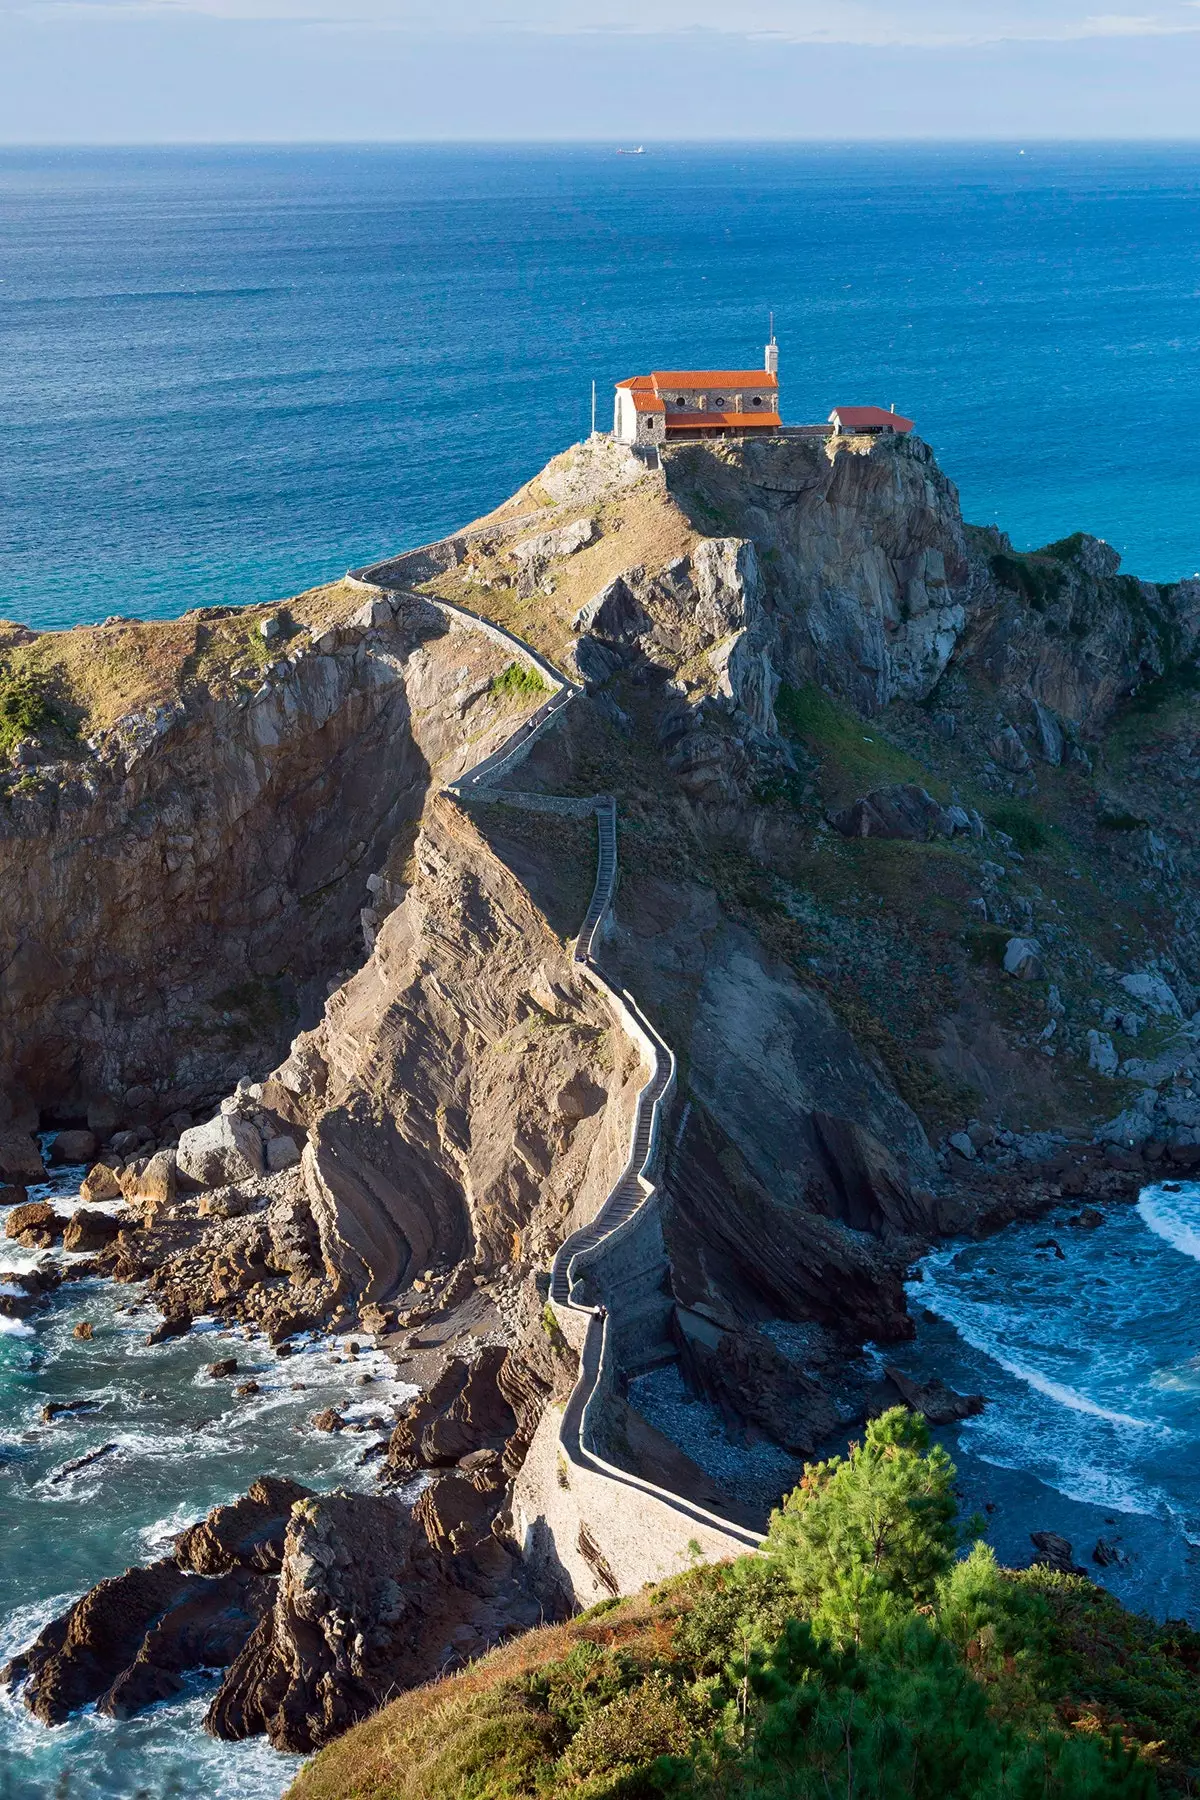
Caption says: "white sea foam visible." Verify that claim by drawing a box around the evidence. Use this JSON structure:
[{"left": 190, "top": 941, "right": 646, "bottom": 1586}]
[
  {"left": 0, "top": 1316, "right": 34, "bottom": 1338},
  {"left": 1137, "top": 1186, "right": 1200, "bottom": 1265}
]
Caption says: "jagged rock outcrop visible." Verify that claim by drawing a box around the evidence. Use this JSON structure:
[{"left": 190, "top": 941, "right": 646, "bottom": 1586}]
[{"left": 1, "top": 1476, "right": 303, "bottom": 1730}]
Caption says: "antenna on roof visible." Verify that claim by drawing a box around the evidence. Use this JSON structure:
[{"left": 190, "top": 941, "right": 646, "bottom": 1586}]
[{"left": 765, "top": 312, "right": 779, "bottom": 378}]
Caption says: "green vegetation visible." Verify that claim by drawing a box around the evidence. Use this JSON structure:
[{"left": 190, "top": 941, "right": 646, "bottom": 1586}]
[
  {"left": 490, "top": 661, "right": 549, "bottom": 702},
  {"left": 989, "top": 549, "right": 1068, "bottom": 612},
  {"left": 987, "top": 802, "right": 1050, "bottom": 854},
  {"left": 776, "top": 682, "right": 933, "bottom": 805},
  {"left": 0, "top": 663, "right": 65, "bottom": 757},
  {"left": 288, "top": 1410, "right": 1200, "bottom": 1800}
]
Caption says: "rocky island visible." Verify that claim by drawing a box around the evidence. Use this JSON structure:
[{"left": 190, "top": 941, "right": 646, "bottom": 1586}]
[{"left": 3, "top": 425, "right": 1200, "bottom": 1786}]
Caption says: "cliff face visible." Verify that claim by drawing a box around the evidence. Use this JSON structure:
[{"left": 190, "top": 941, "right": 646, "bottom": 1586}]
[
  {"left": 277, "top": 796, "right": 640, "bottom": 1304},
  {"left": 0, "top": 592, "right": 535, "bottom": 1130}
]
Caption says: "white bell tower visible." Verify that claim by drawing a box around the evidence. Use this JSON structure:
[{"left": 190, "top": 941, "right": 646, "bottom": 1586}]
[{"left": 765, "top": 312, "right": 779, "bottom": 377}]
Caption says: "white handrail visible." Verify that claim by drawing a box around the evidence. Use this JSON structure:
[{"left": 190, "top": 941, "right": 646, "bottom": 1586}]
[{"left": 351, "top": 560, "right": 762, "bottom": 1554}]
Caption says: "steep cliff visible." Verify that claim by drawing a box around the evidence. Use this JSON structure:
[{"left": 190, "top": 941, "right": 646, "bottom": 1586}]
[
  {"left": 0, "top": 589, "right": 543, "bottom": 1129},
  {"left": 7, "top": 425, "right": 1200, "bottom": 1723}
]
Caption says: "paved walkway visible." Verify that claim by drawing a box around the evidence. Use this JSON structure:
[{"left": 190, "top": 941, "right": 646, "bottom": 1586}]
[{"left": 344, "top": 564, "right": 761, "bottom": 1557}]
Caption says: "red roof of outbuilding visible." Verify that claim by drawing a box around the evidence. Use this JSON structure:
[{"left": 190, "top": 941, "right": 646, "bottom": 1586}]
[
  {"left": 830, "top": 405, "right": 914, "bottom": 434},
  {"left": 630, "top": 390, "right": 666, "bottom": 413}
]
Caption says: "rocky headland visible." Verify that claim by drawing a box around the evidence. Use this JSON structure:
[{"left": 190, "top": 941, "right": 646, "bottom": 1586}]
[{"left": 4, "top": 425, "right": 1200, "bottom": 1760}]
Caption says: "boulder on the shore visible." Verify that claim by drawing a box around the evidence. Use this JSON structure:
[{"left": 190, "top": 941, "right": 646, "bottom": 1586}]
[
  {"left": 1030, "top": 1530, "right": 1088, "bottom": 1577},
  {"left": 0, "top": 1183, "right": 28, "bottom": 1208},
  {"left": 176, "top": 1115, "right": 264, "bottom": 1190},
  {"left": 49, "top": 1130, "right": 97, "bottom": 1166},
  {"left": 81, "top": 1163, "right": 123, "bottom": 1202},
  {"left": 62, "top": 1208, "right": 122, "bottom": 1253},
  {"left": 119, "top": 1150, "right": 177, "bottom": 1212},
  {"left": 0, "top": 1132, "right": 46, "bottom": 1185},
  {"left": 5, "top": 1201, "right": 65, "bottom": 1248}
]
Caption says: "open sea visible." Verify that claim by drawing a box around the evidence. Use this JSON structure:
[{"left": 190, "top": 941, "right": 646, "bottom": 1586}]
[
  {"left": 4, "top": 143, "right": 1200, "bottom": 1796},
  {"left": 4, "top": 142, "right": 1200, "bottom": 631}
]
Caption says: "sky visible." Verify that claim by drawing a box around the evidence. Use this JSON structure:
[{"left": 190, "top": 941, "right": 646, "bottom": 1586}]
[{"left": 2, "top": 0, "right": 1200, "bottom": 141}]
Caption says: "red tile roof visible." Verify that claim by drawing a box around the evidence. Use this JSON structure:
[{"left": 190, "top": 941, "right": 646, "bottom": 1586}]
[
  {"left": 616, "top": 375, "right": 656, "bottom": 391},
  {"left": 664, "top": 411, "right": 782, "bottom": 431},
  {"left": 630, "top": 390, "right": 666, "bottom": 413},
  {"left": 830, "top": 405, "right": 914, "bottom": 434},
  {"left": 652, "top": 370, "right": 778, "bottom": 390}
]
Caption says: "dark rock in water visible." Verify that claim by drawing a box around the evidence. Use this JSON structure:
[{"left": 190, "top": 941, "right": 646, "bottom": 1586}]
[
  {"left": 0, "top": 1183, "right": 28, "bottom": 1208},
  {"left": 145, "top": 1310, "right": 192, "bottom": 1346},
  {"left": 1030, "top": 1531, "right": 1088, "bottom": 1576},
  {"left": 100, "top": 1569, "right": 273, "bottom": 1721},
  {"left": 311, "top": 1408, "right": 343, "bottom": 1433},
  {"left": 73, "top": 1320, "right": 94, "bottom": 1341},
  {"left": 1068, "top": 1207, "right": 1104, "bottom": 1230},
  {"left": 49, "top": 1442, "right": 118, "bottom": 1485},
  {"left": 175, "top": 1476, "right": 311, "bottom": 1576},
  {"left": 1034, "top": 1238, "right": 1066, "bottom": 1260},
  {"left": 3, "top": 1554, "right": 272, "bottom": 1726},
  {"left": 207, "top": 1358, "right": 238, "bottom": 1380},
  {"left": 5, "top": 1479, "right": 312, "bottom": 1726},
  {"left": 235, "top": 1381, "right": 260, "bottom": 1397},
  {"left": 41, "top": 1400, "right": 101, "bottom": 1424},
  {"left": 1093, "top": 1537, "right": 1130, "bottom": 1568},
  {"left": 274, "top": 1342, "right": 294, "bottom": 1359},
  {"left": 883, "top": 1366, "right": 986, "bottom": 1425},
  {"left": 4, "top": 1560, "right": 193, "bottom": 1723},
  {"left": 5, "top": 1201, "right": 65, "bottom": 1248},
  {"left": 63, "top": 1208, "right": 122, "bottom": 1253}
]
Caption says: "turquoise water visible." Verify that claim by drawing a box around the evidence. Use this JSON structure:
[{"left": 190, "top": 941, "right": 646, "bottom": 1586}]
[
  {"left": 0, "top": 1157, "right": 416, "bottom": 1800},
  {"left": 4, "top": 143, "right": 1200, "bottom": 631},
  {"left": 897, "top": 1183, "right": 1200, "bottom": 1624}
]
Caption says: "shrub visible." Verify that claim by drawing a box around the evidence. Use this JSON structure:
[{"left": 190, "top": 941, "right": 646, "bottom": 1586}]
[
  {"left": 988, "top": 803, "right": 1049, "bottom": 853},
  {"left": 0, "top": 665, "right": 56, "bottom": 757},
  {"left": 762, "top": 1408, "right": 959, "bottom": 1647},
  {"left": 490, "top": 660, "right": 548, "bottom": 700}
]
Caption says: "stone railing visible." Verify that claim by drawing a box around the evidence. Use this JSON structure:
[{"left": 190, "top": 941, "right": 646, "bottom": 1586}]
[{"left": 346, "top": 558, "right": 760, "bottom": 1599}]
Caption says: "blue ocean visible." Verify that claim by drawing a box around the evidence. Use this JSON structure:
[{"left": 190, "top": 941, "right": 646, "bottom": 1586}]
[
  {"left": 4, "top": 145, "right": 1200, "bottom": 1798},
  {"left": 4, "top": 143, "right": 1200, "bottom": 632}
]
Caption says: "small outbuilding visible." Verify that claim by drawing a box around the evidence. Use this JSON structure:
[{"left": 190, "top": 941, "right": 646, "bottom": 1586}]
[{"left": 829, "top": 405, "right": 914, "bottom": 435}]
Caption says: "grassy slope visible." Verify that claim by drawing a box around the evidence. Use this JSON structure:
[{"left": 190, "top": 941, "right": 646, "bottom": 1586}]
[{"left": 285, "top": 1554, "right": 1200, "bottom": 1800}]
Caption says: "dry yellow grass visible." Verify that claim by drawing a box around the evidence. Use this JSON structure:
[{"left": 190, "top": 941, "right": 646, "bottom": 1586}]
[
  {"left": 0, "top": 578, "right": 369, "bottom": 740},
  {"left": 421, "top": 483, "right": 700, "bottom": 668},
  {"left": 284, "top": 1589, "right": 674, "bottom": 1800}
]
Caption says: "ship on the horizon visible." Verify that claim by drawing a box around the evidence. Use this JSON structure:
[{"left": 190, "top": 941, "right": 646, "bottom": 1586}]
[{"left": 616, "top": 145, "right": 645, "bottom": 156}]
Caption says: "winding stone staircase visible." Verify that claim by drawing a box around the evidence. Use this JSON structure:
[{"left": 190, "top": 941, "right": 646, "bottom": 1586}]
[{"left": 346, "top": 562, "right": 761, "bottom": 1590}]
